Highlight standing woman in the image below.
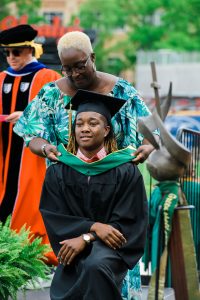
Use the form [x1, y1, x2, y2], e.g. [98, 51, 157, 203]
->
[14, 31, 159, 298]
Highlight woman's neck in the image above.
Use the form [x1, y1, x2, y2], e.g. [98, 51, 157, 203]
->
[56, 71, 118, 96]
[89, 71, 118, 94]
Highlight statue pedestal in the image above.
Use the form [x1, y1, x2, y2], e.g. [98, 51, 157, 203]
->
[169, 207, 200, 300]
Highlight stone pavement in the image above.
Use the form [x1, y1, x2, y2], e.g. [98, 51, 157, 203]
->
[15, 287, 175, 300]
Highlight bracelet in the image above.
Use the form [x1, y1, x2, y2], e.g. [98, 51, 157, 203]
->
[90, 231, 97, 240]
[41, 144, 48, 157]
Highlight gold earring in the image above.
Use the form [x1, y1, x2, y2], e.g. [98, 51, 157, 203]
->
[93, 63, 96, 72]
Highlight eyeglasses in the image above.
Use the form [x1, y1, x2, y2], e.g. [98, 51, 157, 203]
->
[61, 56, 91, 77]
[5, 49, 24, 57]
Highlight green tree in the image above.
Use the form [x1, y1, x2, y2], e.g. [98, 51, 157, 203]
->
[0, 0, 43, 25]
[79, 0, 131, 74]
[16, 0, 44, 24]
[79, 0, 200, 74]
[158, 0, 200, 50]
[78, 0, 166, 73]
[0, 0, 15, 20]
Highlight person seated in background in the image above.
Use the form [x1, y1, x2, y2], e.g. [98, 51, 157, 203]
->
[39, 90, 148, 300]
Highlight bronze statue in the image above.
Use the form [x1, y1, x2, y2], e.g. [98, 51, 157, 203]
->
[138, 62, 191, 180]
[138, 62, 200, 300]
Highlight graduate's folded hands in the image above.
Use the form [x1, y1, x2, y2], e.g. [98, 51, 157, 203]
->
[58, 236, 87, 266]
[90, 222, 126, 250]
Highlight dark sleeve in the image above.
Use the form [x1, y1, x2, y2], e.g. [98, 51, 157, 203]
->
[39, 165, 94, 256]
[109, 164, 148, 269]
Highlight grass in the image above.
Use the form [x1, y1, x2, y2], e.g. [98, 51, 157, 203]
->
[138, 163, 157, 199]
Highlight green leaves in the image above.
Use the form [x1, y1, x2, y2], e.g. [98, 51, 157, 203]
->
[0, 0, 44, 24]
[16, 0, 44, 24]
[0, 217, 50, 300]
[79, 0, 200, 75]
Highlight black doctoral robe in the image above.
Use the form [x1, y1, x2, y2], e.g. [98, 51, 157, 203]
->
[40, 162, 148, 300]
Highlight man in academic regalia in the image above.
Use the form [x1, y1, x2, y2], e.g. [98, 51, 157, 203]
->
[0, 24, 61, 265]
[40, 90, 148, 299]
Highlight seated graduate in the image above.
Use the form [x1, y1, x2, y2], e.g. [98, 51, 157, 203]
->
[39, 90, 148, 300]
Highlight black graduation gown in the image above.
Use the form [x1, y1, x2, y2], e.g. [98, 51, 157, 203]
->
[40, 162, 148, 300]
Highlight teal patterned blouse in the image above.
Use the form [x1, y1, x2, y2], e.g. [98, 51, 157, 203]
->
[14, 78, 152, 300]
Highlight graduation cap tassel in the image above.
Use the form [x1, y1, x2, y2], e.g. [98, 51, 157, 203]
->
[68, 103, 72, 138]
[67, 102, 77, 154]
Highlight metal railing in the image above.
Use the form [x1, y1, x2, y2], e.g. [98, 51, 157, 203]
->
[177, 128, 200, 270]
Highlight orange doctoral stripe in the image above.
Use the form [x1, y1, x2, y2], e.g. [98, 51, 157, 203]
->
[0, 74, 21, 204]
[0, 73, 7, 198]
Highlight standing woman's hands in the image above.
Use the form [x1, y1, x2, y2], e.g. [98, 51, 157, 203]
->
[132, 144, 155, 165]
[41, 143, 61, 162]
[132, 136, 160, 164]
[29, 137, 61, 161]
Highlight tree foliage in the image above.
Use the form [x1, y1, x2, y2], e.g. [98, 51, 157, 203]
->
[0, 0, 43, 24]
[16, 0, 44, 24]
[0, 0, 15, 20]
[79, 0, 132, 73]
[79, 0, 200, 74]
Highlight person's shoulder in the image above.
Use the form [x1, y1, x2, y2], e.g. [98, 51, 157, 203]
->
[37, 81, 61, 100]
[98, 71, 119, 87]
[113, 162, 142, 186]
[98, 71, 136, 92]
[39, 81, 57, 91]
[47, 162, 63, 176]
[0, 70, 7, 78]
[99, 71, 118, 81]
[47, 162, 79, 181]
[117, 162, 141, 176]
[36, 67, 61, 79]
[116, 78, 138, 94]
[111, 77, 141, 102]
[40, 68, 60, 75]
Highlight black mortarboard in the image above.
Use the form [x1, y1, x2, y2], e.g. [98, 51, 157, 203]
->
[0, 24, 38, 46]
[66, 89, 126, 122]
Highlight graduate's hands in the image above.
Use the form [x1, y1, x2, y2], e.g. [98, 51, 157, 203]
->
[58, 236, 86, 265]
[5, 111, 23, 123]
[90, 222, 126, 250]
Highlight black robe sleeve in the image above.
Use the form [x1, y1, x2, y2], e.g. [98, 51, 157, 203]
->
[107, 163, 148, 269]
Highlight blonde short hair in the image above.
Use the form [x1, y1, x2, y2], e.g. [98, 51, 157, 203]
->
[57, 31, 93, 58]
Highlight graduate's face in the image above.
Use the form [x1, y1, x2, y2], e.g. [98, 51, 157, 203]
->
[60, 48, 95, 89]
[5, 47, 33, 71]
[75, 112, 110, 155]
